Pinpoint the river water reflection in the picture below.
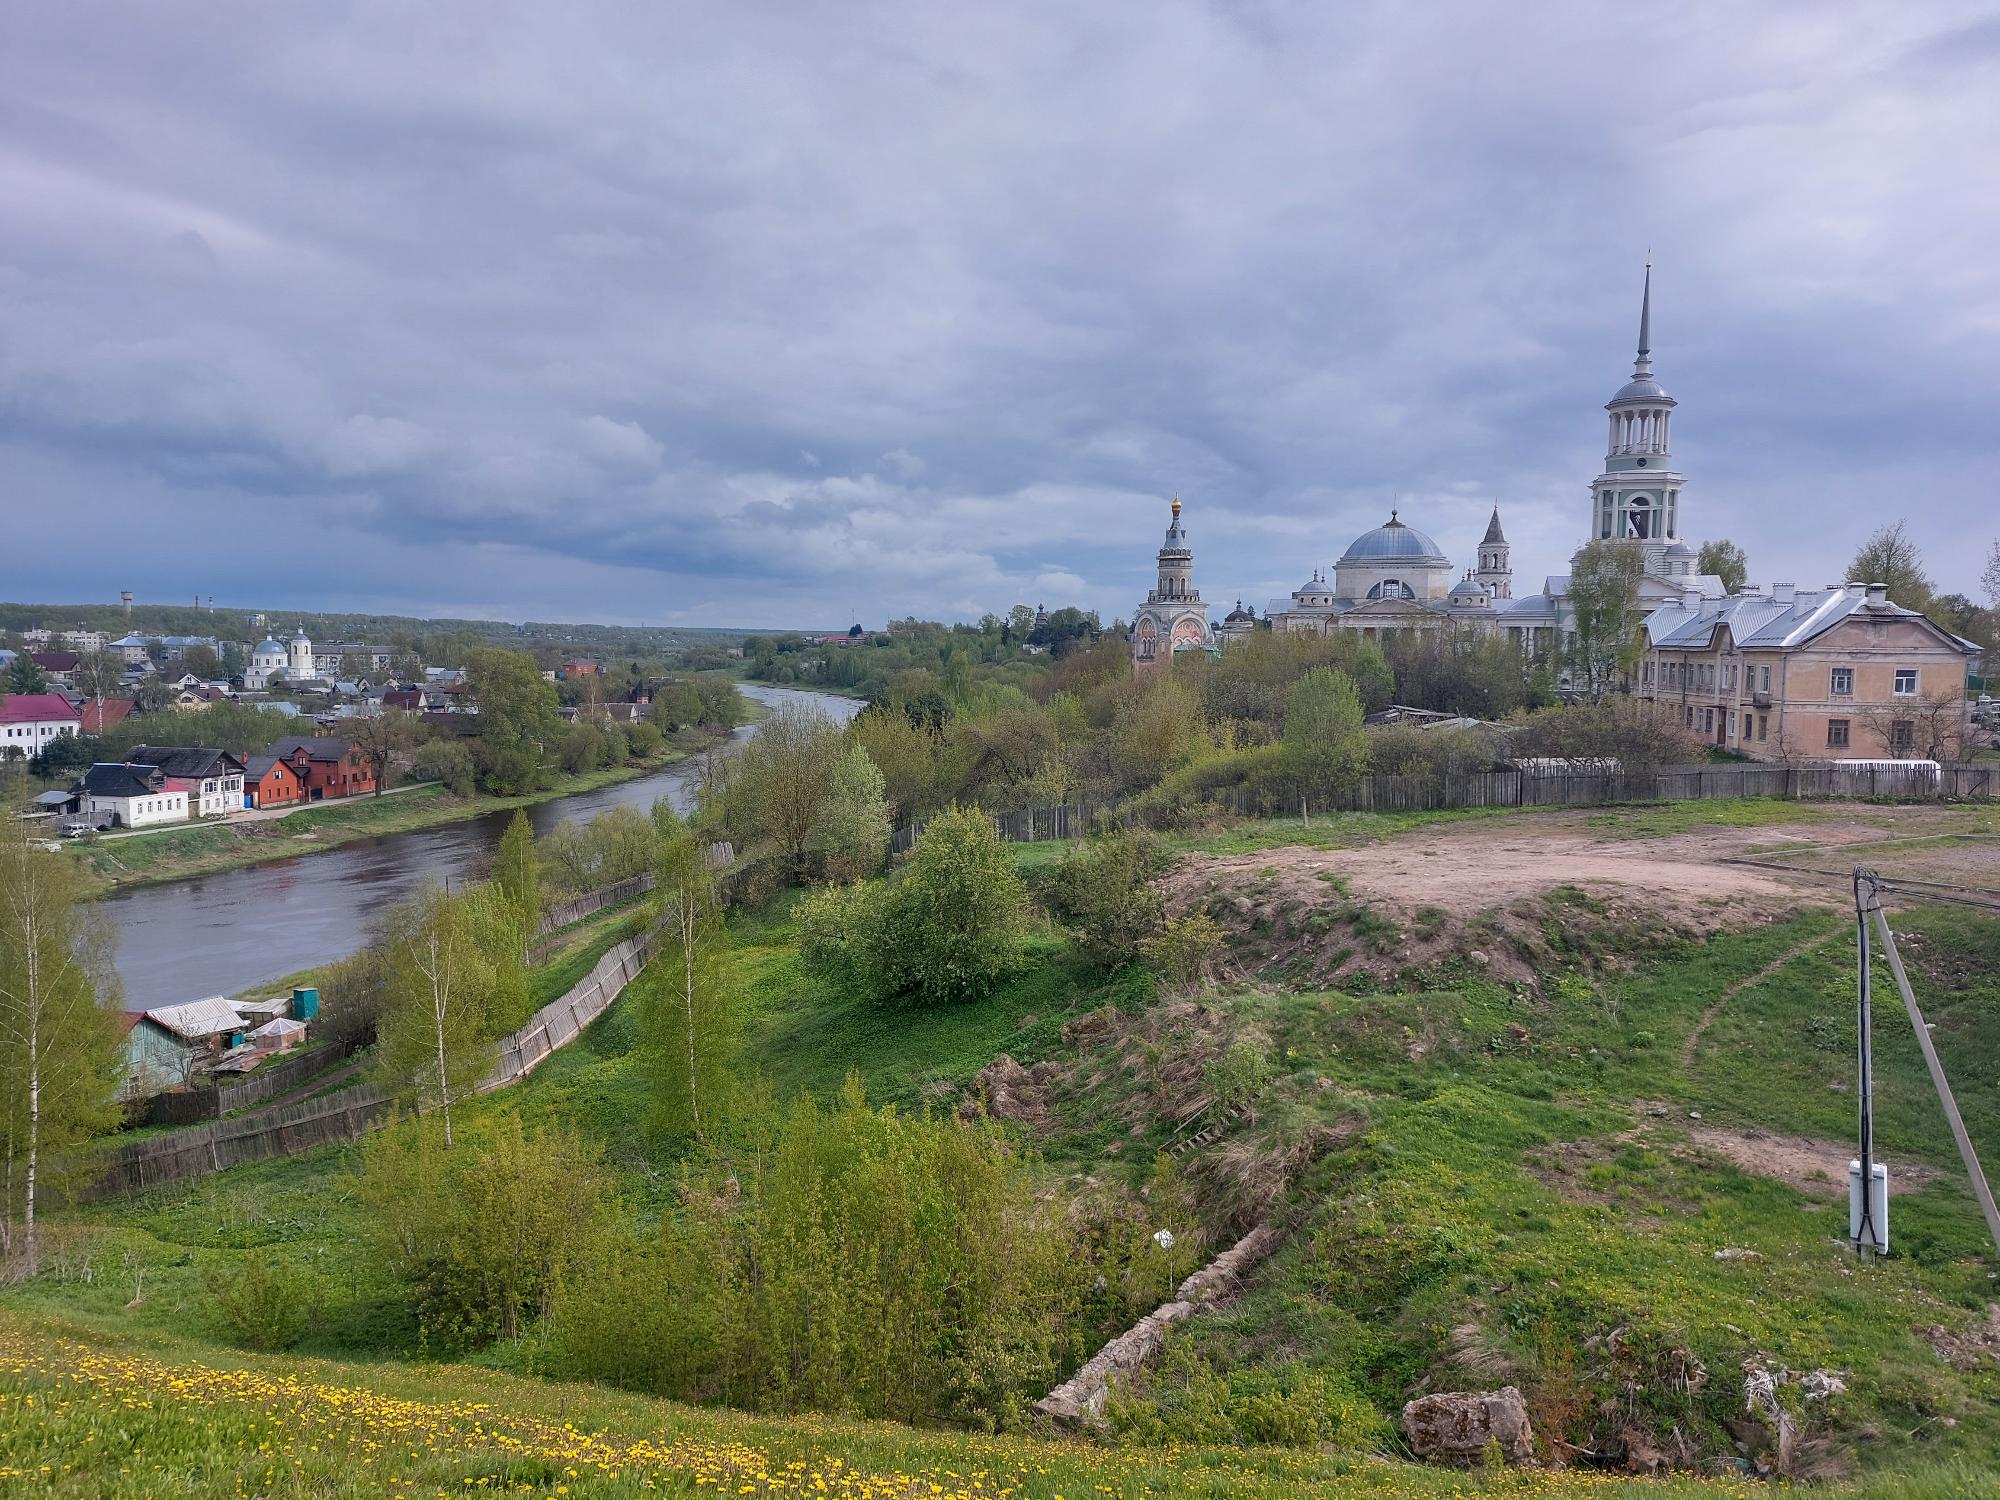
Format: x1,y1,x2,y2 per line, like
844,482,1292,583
102,683,859,1011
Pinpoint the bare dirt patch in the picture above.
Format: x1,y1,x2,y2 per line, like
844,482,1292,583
1628,1104,1939,1199
1162,809,1842,989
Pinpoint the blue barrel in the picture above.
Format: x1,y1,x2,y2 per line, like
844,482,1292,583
292,986,320,1021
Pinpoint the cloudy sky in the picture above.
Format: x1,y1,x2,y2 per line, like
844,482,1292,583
4,3,1997,629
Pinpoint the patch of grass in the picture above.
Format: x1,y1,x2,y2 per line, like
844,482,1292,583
1583,797,1828,840
1171,806,1514,857
0,1307,1863,1498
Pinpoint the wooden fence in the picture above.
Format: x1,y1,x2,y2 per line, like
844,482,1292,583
130,1037,368,1128
91,1084,395,1197
533,873,656,938
84,934,660,1199
889,760,1999,853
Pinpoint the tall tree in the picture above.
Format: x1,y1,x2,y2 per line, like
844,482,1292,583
72,651,125,734
1981,538,2000,609
641,811,731,1137
492,811,541,947
350,708,423,796
376,886,498,1148
467,648,562,795
0,822,123,1274
1282,667,1371,801
4,656,47,695
1847,521,1934,613
723,702,842,877
808,742,891,880
1697,539,1749,594
181,644,223,680
1565,540,1645,701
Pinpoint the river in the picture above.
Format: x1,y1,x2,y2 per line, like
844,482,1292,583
102,683,861,1011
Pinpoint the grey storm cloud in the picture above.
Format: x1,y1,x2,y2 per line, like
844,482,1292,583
2,2,1997,627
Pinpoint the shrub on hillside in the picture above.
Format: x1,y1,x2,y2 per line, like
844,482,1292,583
1044,832,1164,967
1140,914,1225,993
553,1076,1096,1428
313,943,390,1054
354,1113,612,1350
797,806,1025,1006
1107,1344,1388,1451
204,1252,315,1352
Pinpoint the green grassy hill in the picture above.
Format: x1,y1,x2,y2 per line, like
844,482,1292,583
6,800,1999,1494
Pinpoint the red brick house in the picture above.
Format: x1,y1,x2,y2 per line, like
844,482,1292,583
243,753,306,809
270,735,376,800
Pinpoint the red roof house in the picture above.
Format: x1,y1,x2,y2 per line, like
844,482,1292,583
243,753,306,809
271,735,376,800
1,692,82,758
80,698,137,733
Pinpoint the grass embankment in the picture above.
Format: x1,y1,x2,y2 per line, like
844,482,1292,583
0,1312,1848,1500
9,800,2000,1490
71,756,694,893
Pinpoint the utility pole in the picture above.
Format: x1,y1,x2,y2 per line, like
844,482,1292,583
1851,868,1884,1257
1853,867,2000,1260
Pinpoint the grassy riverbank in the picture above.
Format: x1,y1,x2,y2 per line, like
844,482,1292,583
70,752,696,894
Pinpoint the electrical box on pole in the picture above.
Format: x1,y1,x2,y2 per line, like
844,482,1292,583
1848,1160,1888,1254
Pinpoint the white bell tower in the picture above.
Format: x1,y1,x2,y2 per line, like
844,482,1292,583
1589,263,1685,568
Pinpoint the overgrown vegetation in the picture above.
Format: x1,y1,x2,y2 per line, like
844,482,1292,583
8,757,2000,1490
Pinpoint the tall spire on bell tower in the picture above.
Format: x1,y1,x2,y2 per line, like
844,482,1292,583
1633,257,1653,379
1590,259,1683,546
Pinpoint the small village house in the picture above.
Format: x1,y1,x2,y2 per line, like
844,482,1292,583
122,997,247,1096
242,752,306,809
125,745,248,817
74,762,190,828
0,691,81,758
28,650,81,688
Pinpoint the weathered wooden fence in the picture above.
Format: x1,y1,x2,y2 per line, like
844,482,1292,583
533,873,655,938
488,933,655,1087
84,935,660,1198
92,1085,396,1197
130,1037,369,1128
890,760,1998,853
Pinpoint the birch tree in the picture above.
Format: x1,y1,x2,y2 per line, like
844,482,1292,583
0,822,123,1276
640,812,732,1137
376,886,497,1148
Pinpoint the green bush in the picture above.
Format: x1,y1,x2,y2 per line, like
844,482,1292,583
1043,832,1164,967
1139,913,1226,993
204,1252,313,1352
800,806,1025,1006
554,1075,1093,1428
354,1114,613,1350
1108,1343,1389,1450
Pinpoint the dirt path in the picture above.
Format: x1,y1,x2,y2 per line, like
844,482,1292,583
1679,927,1847,1069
